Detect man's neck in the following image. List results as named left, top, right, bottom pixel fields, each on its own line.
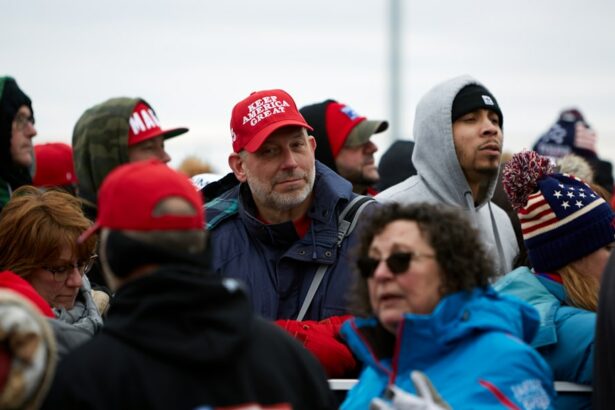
left=254, top=194, right=313, bottom=224
left=467, top=178, right=492, bottom=205
left=108, top=264, right=159, bottom=292
left=352, top=183, right=369, bottom=195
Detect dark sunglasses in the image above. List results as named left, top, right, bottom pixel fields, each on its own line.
left=357, top=251, right=435, bottom=279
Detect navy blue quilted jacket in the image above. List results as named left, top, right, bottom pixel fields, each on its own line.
left=205, top=161, right=367, bottom=321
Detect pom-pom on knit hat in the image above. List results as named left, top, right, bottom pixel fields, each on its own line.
left=502, top=150, right=615, bottom=272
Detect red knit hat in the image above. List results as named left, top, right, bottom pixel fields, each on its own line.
left=78, top=160, right=204, bottom=243
left=32, top=143, right=77, bottom=188
left=230, top=89, right=312, bottom=153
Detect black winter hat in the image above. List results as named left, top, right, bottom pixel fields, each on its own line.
left=451, top=84, right=503, bottom=129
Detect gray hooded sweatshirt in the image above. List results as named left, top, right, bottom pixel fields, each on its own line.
left=376, top=75, right=518, bottom=277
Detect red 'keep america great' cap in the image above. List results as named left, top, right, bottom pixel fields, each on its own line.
left=230, top=89, right=313, bottom=153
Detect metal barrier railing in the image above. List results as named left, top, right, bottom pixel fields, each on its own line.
left=328, top=379, right=592, bottom=393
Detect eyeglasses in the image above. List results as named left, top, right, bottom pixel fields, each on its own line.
left=42, top=255, right=98, bottom=282
left=13, top=114, right=35, bottom=131
left=357, top=251, right=436, bottom=279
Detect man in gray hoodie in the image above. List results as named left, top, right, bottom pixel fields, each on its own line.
left=377, top=75, right=518, bottom=277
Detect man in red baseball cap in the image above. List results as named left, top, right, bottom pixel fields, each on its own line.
left=44, top=160, right=335, bottom=410
left=72, top=97, right=188, bottom=286
left=300, top=99, right=388, bottom=195
left=72, top=97, right=188, bottom=219
left=205, top=89, right=376, bottom=377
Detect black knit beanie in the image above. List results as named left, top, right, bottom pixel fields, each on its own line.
left=299, top=100, right=338, bottom=172
left=0, top=77, right=34, bottom=186
left=451, top=84, right=503, bottom=129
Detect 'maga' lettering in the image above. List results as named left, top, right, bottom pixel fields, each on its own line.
left=130, top=108, right=162, bottom=135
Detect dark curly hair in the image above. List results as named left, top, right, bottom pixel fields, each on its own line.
left=350, top=202, right=493, bottom=316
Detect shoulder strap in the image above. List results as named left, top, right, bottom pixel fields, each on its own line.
left=335, top=195, right=375, bottom=247
left=296, top=195, right=375, bottom=321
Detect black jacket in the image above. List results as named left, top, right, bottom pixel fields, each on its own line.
left=594, top=252, right=615, bottom=409
left=43, top=267, right=336, bottom=410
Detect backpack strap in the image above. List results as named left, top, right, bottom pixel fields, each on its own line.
left=335, top=195, right=375, bottom=247
left=296, top=195, right=375, bottom=321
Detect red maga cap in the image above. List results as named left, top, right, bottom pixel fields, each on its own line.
left=32, top=142, right=78, bottom=187
left=78, top=160, right=204, bottom=243
left=230, top=89, right=313, bottom=153
left=127, top=101, right=188, bottom=146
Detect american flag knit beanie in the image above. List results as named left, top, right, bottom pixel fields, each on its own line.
left=503, top=150, right=615, bottom=272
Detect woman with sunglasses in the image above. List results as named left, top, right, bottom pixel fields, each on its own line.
left=340, top=202, right=555, bottom=409
left=0, top=186, right=106, bottom=358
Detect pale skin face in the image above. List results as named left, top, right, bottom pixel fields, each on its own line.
left=568, top=242, right=615, bottom=283
left=367, top=220, right=444, bottom=334
left=452, top=108, right=502, bottom=201
left=10, top=105, right=37, bottom=167
left=128, top=136, right=171, bottom=163
left=228, top=126, right=316, bottom=224
left=26, top=246, right=83, bottom=310
left=335, top=140, right=379, bottom=193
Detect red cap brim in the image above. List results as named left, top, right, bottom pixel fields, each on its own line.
left=243, top=120, right=313, bottom=153
left=77, top=222, right=101, bottom=244
left=128, top=127, right=189, bottom=147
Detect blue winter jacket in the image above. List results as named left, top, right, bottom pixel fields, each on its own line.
left=495, top=267, right=595, bottom=410
left=340, top=287, right=556, bottom=410
left=206, top=161, right=368, bottom=321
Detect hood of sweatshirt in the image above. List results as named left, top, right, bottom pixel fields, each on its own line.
left=412, top=75, right=501, bottom=210
left=72, top=97, right=138, bottom=210
left=0, top=77, right=34, bottom=192
left=104, top=267, right=255, bottom=366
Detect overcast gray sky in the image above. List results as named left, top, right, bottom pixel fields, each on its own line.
left=4, top=0, right=615, bottom=173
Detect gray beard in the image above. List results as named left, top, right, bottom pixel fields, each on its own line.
left=246, top=166, right=316, bottom=212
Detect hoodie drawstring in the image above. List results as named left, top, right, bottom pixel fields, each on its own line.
left=463, top=191, right=478, bottom=226
left=488, top=202, right=507, bottom=277
left=465, top=192, right=507, bottom=278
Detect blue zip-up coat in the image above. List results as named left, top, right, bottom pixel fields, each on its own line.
left=495, top=267, right=594, bottom=410
left=340, top=287, right=556, bottom=409
left=206, top=161, right=367, bottom=321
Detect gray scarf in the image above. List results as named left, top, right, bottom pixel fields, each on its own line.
left=53, top=275, right=103, bottom=336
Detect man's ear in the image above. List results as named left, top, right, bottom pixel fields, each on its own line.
left=228, top=153, right=248, bottom=183
left=308, top=135, right=317, bottom=152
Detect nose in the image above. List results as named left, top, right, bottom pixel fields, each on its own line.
left=26, top=122, right=37, bottom=139
left=363, top=140, right=378, bottom=154
left=480, top=113, right=499, bottom=136
left=372, top=259, right=394, bottom=281
left=157, top=148, right=171, bottom=164
left=280, top=147, right=299, bottom=170
left=65, top=267, right=83, bottom=288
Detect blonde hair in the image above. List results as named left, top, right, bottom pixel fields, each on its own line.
left=558, top=264, right=599, bottom=311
